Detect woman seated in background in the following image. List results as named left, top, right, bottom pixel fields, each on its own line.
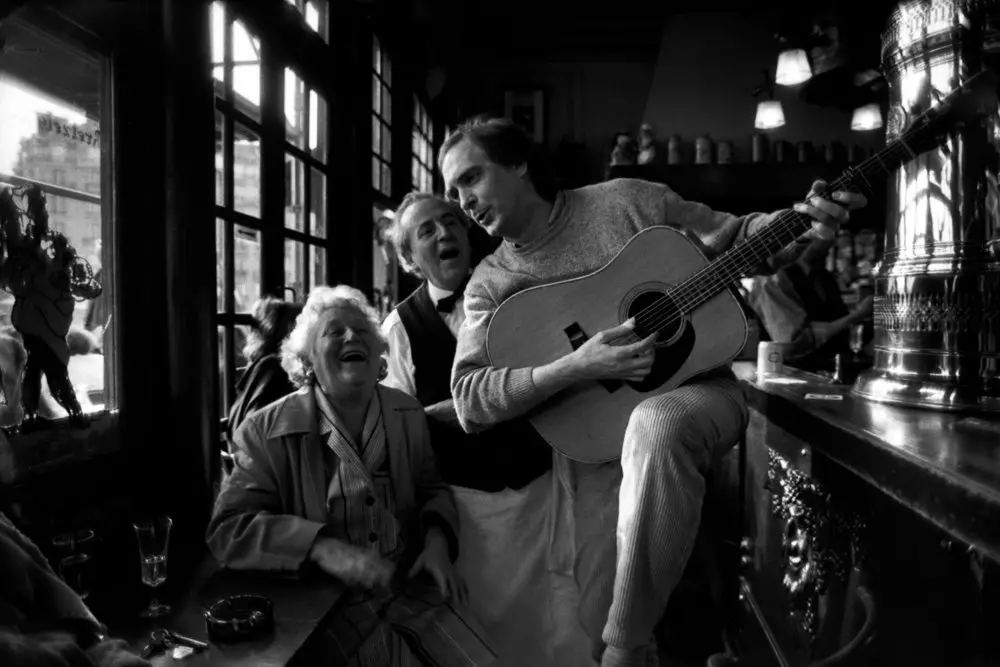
left=226, top=296, right=303, bottom=444
left=206, top=285, right=495, bottom=667
left=0, top=511, right=149, bottom=667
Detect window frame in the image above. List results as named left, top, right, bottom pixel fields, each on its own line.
left=0, top=7, right=122, bottom=487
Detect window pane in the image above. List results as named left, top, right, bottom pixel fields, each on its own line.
left=305, top=2, right=326, bottom=42
left=380, top=124, right=391, bottom=160
left=381, top=85, right=391, bottom=124
left=371, top=74, right=381, bottom=116
left=211, top=3, right=225, bottom=64
left=284, top=153, right=305, bottom=232
left=230, top=20, right=260, bottom=120
left=311, top=167, right=326, bottom=238
left=371, top=115, right=381, bottom=154
left=309, top=90, right=326, bottom=162
left=382, top=54, right=392, bottom=87
left=284, top=68, right=304, bottom=148
left=232, top=20, right=259, bottom=62
left=0, top=19, right=114, bottom=417
left=234, top=225, right=261, bottom=313
left=381, top=164, right=391, bottom=196
left=215, top=217, right=227, bottom=311
left=371, top=156, right=380, bottom=190
left=232, top=65, right=260, bottom=118
left=215, top=110, right=225, bottom=206
left=284, top=239, right=306, bottom=301
left=233, top=123, right=261, bottom=218
left=372, top=37, right=381, bottom=74
left=311, top=244, right=326, bottom=289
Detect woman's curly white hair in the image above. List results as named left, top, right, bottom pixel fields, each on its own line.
left=385, top=191, right=473, bottom=278
left=280, top=285, right=387, bottom=388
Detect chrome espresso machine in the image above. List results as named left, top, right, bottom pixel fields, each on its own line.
left=853, top=0, right=1000, bottom=413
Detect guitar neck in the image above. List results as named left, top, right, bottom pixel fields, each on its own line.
left=670, top=139, right=918, bottom=313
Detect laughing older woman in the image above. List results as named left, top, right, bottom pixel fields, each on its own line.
left=206, top=285, right=495, bottom=667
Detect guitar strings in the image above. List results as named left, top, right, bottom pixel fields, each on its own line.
left=603, top=117, right=944, bottom=349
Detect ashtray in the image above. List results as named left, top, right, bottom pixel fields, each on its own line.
left=203, top=594, right=274, bottom=643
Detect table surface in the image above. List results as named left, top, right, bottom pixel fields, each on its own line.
left=117, top=556, right=343, bottom=667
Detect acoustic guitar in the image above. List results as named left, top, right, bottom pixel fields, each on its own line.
left=486, top=71, right=992, bottom=463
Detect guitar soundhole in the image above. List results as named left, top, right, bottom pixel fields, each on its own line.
left=625, top=290, right=696, bottom=393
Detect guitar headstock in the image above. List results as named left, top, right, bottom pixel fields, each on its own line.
left=897, top=69, right=997, bottom=153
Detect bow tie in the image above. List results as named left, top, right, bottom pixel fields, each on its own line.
left=436, top=278, right=470, bottom=314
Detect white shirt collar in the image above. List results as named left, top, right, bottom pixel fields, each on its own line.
left=426, top=272, right=472, bottom=306
left=426, top=280, right=453, bottom=306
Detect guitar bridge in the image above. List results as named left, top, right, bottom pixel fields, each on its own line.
left=563, top=322, right=622, bottom=393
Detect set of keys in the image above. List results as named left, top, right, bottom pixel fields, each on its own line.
left=140, top=628, right=209, bottom=661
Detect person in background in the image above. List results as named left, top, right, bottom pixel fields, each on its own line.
left=207, top=285, right=495, bottom=667
left=439, top=116, right=867, bottom=667
left=0, top=511, right=150, bottom=667
left=746, top=238, right=874, bottom=373
left=381, top=191, right=585, bottom=665
left=226, top=297, right=303, bottom=444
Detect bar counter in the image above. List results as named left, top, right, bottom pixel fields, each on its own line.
left=733, top=361, right=1000, bottom=564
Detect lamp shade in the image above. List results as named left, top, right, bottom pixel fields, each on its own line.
left=754, top=100, right=786, bottom=130
left=851, top=103, right=883, bottom=131
left=775, top=49, right=812, bottom=86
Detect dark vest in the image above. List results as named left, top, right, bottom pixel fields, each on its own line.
left=782, top=263, right=851, bottom=371
left=396, top=283, right=552, bottom=492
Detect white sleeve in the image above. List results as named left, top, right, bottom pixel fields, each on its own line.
left=380, top=311, right=418, bottom=398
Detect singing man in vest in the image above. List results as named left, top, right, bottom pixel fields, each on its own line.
left=381, top=191, right=591, bottom=665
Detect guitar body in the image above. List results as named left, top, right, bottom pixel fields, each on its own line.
left=486, top=226, right=748, bottom=463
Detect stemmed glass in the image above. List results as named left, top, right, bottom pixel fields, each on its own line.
left=52, top=528, right=97, bottom=600
left=133, top=516, right=172, bottom=618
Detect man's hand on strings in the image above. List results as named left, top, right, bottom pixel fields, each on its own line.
left=794, top=180, right=868, bottom=241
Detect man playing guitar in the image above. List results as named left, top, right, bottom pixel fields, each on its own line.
left=440, top=116, right=867, bottom=667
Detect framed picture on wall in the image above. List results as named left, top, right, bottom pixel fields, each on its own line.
left=504, top=89, right=545, bottom=143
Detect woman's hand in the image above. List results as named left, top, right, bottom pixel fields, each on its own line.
left=408, top=527, right=467, bottom=604
left=309, top=536, right=395, bottom=591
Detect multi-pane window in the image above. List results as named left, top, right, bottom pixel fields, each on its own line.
left=412, top=96, right=434, bottom=193
left=212, top=2, right=262, bottom=417
left=371, top=36, right=392, bottom=198
left=283, top=67, right=329, bottom=303
left=0, top=15, right=116, bottom=420
left=212, top=1, right=330, bottom=418
left=284, top=0, right=329, bottom=43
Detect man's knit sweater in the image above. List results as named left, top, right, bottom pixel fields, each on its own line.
left=450, top=177, right=796, bottom=434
